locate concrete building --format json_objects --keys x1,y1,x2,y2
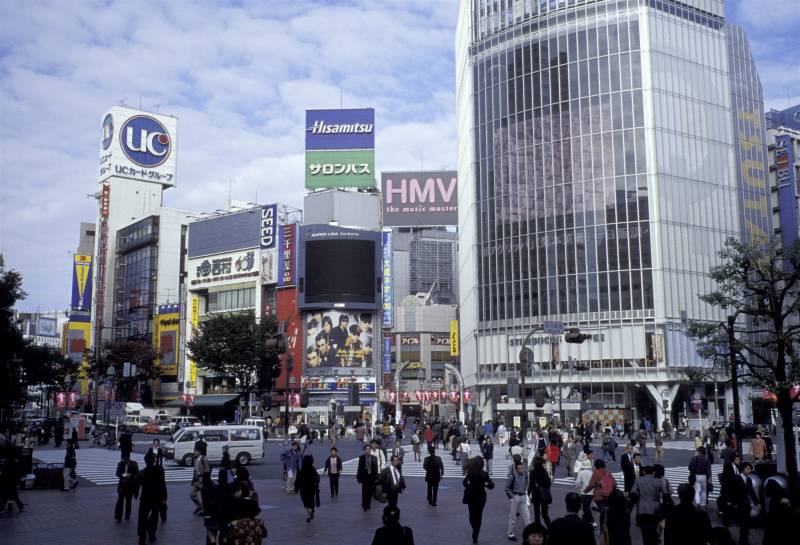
[
  {"x1": 392, "y1": 228, "x2": 458, "y2": 305},
  {"x1": 18, "y1": 310, "x2": 67, "y2": 349},
  {"x1": 455, "y1": 0, "x2": 768, "y2": 427}
]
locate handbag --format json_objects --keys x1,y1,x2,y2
[{"x1": 373, "y1": 483, "x2": 388, "y2": 503}]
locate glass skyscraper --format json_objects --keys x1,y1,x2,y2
[{"x1": 456, "y1": 0, "x2": 769, "y2": 426}]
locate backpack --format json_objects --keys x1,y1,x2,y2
[{"x1": 598, "y1": 472, "x2": 616, "y2": 498}]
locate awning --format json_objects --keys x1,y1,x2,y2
[{"x1": 163, "y1": 394, "x2": 240, "y2": 408}]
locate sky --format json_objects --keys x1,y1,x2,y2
[{"x1": 1, "y1": 0, "x2": 799, "y2": 313}]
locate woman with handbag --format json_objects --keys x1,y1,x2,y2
[
  {"x1": 462, "y1": 457, "x2": 495, "y2": 544},
  {"x1": 528, "y1": 455, "x2": 552, "y2": 527},
  {"x1": 294, "y1": 455, "x2": 320, "y2": 523}
]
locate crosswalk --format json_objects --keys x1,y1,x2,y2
[
  {"x1": 35, "y1": 448, "x2": 195, "y2": 486},
  {"x1": 338, "y1": 446, "x2": 723, "y2": 500}
]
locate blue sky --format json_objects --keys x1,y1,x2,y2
[{"x1": 0, "y1": 0, "x2": 798, "y2": 312}]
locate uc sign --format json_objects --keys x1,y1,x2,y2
[
  {"x1": 260, "y1": 204, "x2": 277, "y2": 249},
  {"x1": 120, "y1": 115, "x2": 171, "y2": 167}
]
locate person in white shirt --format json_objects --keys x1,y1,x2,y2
[
  {"x1": 380, "y1": 455, "x2": 406, "y2": 508},
  {"x1": 497, "y1": 423, "x2": 508, "y2": 446},
  {"x1": 459, "y1": 438, "x2": 472, "y2": 475},
  {"x1": 574, "y1": 452, "x2": 595, "y2": 526},
  {"x1": 370, "y1": 439, "x2": 387, "y2": 472}
]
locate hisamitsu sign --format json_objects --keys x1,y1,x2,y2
[
  {"x1": 381, "y1": 171, "x2": 458, "y2": 226},
  {"x1": 305, "y1": 108, "x2": 375, "y2": 150}
]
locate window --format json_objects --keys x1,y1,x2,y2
[
  {"x1": 203, "y1": 430, "x2": 229, "y2": 442},
  {"x1": 178, "y1": 430, "x2": 200, "y2": 443},
  {"x1": 231, "y1": 428, "x2": 260, "y2": 441},
  {"x1": 208, "y1": 287, "x2": 255, "y2": 313}
]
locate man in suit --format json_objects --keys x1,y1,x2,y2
[
  {"x1": 423, "y1": 446, "x2": 444, "y2": 506},
  {"x1": 356, "y1": 444, "x2": 379, "y2": 511},
  {"x1": 323, "y1": 446, "x2": 343, "y2": 497},
  {"x1": 370, "y1": 506, "x2": 414, "y2": 545},
  {"x1": 380, "y1": 455, "x2": 407, "y2": 509},
  {"x1": 119, "y1": 428, "x2": 133, "y2": 461},
  {"x1": 621, "y1": 443, "x2": 637, "y2": 494},
  {"x1": 136, "y1": 452, "x2": 167, "y2": 545},
  {"x1": 548, "y1": 492, "x2": 595, "y2": 545},
  {"x1": 115, "y1": 454, "x2": 140, "y2": 521}
]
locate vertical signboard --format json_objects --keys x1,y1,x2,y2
[
  {"x1": 450, "y1": 320, "x2": 459, "y2": 356},
  {"x1": 776, "y1": 134, "x2": 799, "y2": 251},
  {"x1": 277, "y1": 223, "x2": 297, "y2": 287},
  {"x1": 71, "y1": 255, "x2": 93, "y2": 310},
  {"x1": 259, "y1": 204, "x2": 277, "y2": 249},
  {"x1": 66, "y1": 316, "x2": 92, "y2": 363},
  {"x1": 383, "y1": 335, "x2": 392, "y2": 374},
  {"x1": 382, "y1": 229, "x2": 393, "y2": 328},
  {"x1": 155, "y1": 304, "x2": 179, "y2": 376},
  {"x1": 191, "y1": 297, "x2": 199, "y2": 328}
]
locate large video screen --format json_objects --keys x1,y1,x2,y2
[
  {"x1": 305, "y1": 310, "x2": 373, "y2": 369},
  {"x1": 304, "y1": 239, "x2": 375, "y2": 304}
]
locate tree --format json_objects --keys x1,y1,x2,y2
[
  {"x1": 688, "y1": 238, "x2": 800, "y2": 492},
  {"x1": 187, "y1": 312, "x2": 279, "y2": 416},
  {"x1": 103, "y1": 339, "x2": 161, "y2": 403},
  {"x1": 0, "y1": 271, "x2": 28, "y2": 413}
]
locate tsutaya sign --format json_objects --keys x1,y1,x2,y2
[
  {"x1": 98, "y1": 105, "x2": 178, "y2": 187},
  {"x1": 382, "y1": 171, "x2": 458, "y2": 226}
]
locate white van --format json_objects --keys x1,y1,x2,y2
[
  {"x1": 122, "y1": 415, "x2": 150, "y2": 432},
  {"x1": 163, "y1": 425, "x2": 263, "y2": 467}
]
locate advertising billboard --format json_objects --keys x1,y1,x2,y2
[
  {"x1": 450, "y1": 320, "x2": 459, "y2": 356},
  {"x1": 155, "y1": 305, "x2": 179, "y2": 376},
  {"x1": 66, "y1": 316, "x2": 91, "y2": 363},
  {"x1": 278, "y1": 223, "x2": 297, "y2": 287},
  {"x1": 776, "y1": 134, "x2": 798, "y2": 251},
  {"x1": 305, "y1": 108, "x2": 375, "y2": 151},
  {"x1": 260, "y1": 250, "x2": 278, "y2": 285},
  {"x1": 259, "y1": 204, "x2": 277, "y2": 249},
  {"x1": 305, "y1": 310, "x2": 373, "y2": 369},
  {"x1": 302, "y1": 377, "x2": 377, "y2": 394},
  {"x1": 188, "y1": 248, "x2": 259, "y2": 287},
  {"x1": 71, "y1": 254, "x2": 93, "y2": 310},
  {"x1": 99, "y1": 105, "x2": 178, "y2": 186},
  {"x1": 37, "y1": 317, "x2": 58, "y2": 337},
  {"x1": 381, "y1": 170, "x2": 458, "y2": 226},
  {"x1": 381, "y1": 229, "x2": 393, "y2": 328},
  {"x1": 305, "y1": 149, "x2": 375, "y2": 188},
  {"x1": 275, "y1": 288, "x2": 303, "y2": 388},
  {"x1": 297, "y1": 225, "x2": 381, "y2": 310}
]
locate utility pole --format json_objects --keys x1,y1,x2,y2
[{"x1": 727, "y1": 315, "x2": 743, "y2": 456}]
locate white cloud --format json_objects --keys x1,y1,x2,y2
[{"x1": 0, "y1": 0, "x2": 459, "y2": 310}]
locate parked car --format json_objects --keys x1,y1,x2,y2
[
  {"x1": 170, "y1": 416, "x2": 201, "y2": 430},
  {"x1": 122, "y1": 415, "x2": 150, "y2": 432},
  {"x1": 143, "y1": 415, "x2": 173, "y2": 435},
  {"x1": 163, "y1": 425, "x2": 263, "y2": 467}
]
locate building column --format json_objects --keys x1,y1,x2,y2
[{"x1": 645, "y1": 383, "x2": 679, "y2": 431}]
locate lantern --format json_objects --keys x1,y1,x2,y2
[
  {"x1": 389, "y1": 391, "x2": 396, "y2": 402},
  {"x1": 790, "y1": 385, "x2": 800, "y2": 400},
  {"x1": 414, "y1": 390, "x2": 422, "y2": 401},
  {"x1": 449, "y1": 390, "x2": 459, "y2": 403},
  {"x1": 463, "y1": 390, "x2": 472, "y2": 403}
]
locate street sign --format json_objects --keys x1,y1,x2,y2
[
  {"x1": 123, "y1": 361, "x2": 131, "y2": 378},
  {"x1": 543, "y1": 321, "x2": 565, "y2": 335}
]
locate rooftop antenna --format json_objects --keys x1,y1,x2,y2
[
  {"x1": 154, "y1": 103, "x2": 162, "y2": 113},
  {"x1": 118, "y1": 97, "x2": 127, "y2": 106},
  {"x1": 139, "y1": 95, "x2": 142, "y2": 110}
]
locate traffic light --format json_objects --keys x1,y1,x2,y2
[
  {"x1": 299, "y1": 390, "x2": 309, "y2": 408},
  {"x1": 564, "y1": 328, "x2": 591, "y2": 344},
  {"x1": 534, "y1": 388, "x2": 546, "y2": 408}
]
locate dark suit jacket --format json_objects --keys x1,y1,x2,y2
[
  {"x1": 356, "y1": 454, "x2": 378, "y2": 483},
  {"x1": 463, "y1": 470, "x2": 494, "y2": 505},
  {"x1": 324, "y1": 455, "x2": 343, "y2": 474},
  {"x1": 138, "y1": 465, "x2": 167, "y2": 505},
  {"x1": 119, "y1": 433, "x2": 133, "y2": 451},
  {"x1": 548, "y1": 513, "x2": 596, "y2": 545},
  {"x1": 371, "y1": 524, "x2": 415, "y2": 545},
  {"x1": 115, "y1": 459, "x2": 139, "y2": 492},
  {"x1": 621, "y1": 452, "x2": 636, "y2": 490},
  {"x1": 379, "y1": 466, "x2": 406, "y2": 493},
  {"x1": 423, "y1": 455, "x2": 444, "y2": 483}
]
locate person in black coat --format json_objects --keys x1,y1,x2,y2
[
  {"x1": 356, "y1": 444, "x2": 379, "y2": 511},
  {"x1": 136, "y1": 452, "x2": 167, "y2": 545},
  {"x1": 71, "y1": 427, "x2": 79, "y2": 449},
  {"x1": 379, "y1": 455, "x2": 407, "y2": 509},
  {"x1": 323, "y1": 446, "x2": 343, "y2": 497},
  {"x1": 620, "y1": 444, "x2": 637, "y2": 494},
  {"x1": 115, "y1": 455, "x2": 140, "y2": 521},
  {"x1": 664, "y1": 483, "x2": 712, "y2": 545},
  {"x1": 0, "y1": 453, "x2": 25, "y2": 512},
  {"x1": 528, "y1": 455, "x2": 552, "y2": 527},
  {"x1": 462, "y1": 457, "x2": 495, "y2": 544},
  {"x1": 371, "y1": 505, "x2": 415, "y2": 545},
  {"x1": 54, "y1": 422, "x2": 64, "y2": 448},
  {"x1": 549, "y1": 492, "x2": 595, "y2": 545},
  {"x1": 423, "y1": 446, "x2": 444, "y2": 506},
  {"x1": 294, "y1": 454, "x2": 320, "y2": 523},
  {"x1": 605, "y1": 489, "x2": 632, "y2": 545},
  {"x1": 119, "y1": 428, "x2": 133, "y2": 460}
]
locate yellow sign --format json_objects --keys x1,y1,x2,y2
[
  {"x1": 191, "y1": 297, "x2": 199, "y2": 327},
  {"x1": 155, "y1": 311, "x2": 180, "y2": 375},
  {"x1": 189, "y1": 360, "x2": 197, "y2": 384},
  {"x1": 64, "y1": 320, "x2": 91, "y2": 363},
  {"x1": 450, "y1": 320, "x2": 459, "y2": 356}
]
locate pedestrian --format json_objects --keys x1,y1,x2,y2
[
  {"x1": 357, "y1": 444, "x2": 379, "y2": 511},
  {"x1": 688, "y1": 447, "x2": 712, "y2": 507},
  {"x1": 522, "y1": 522, "x2": 549, "y2": 545},
  {"x1": 114, "y1": 453, "x2": 140, "y2": 521},
  {"x1": 119, "y1": 427, "x2": 133, "y2": 460},
  {"x1": 528, "y1": 455, "x2": 552, "y2": 528},
  {"x1": 222, "y1": 490, "x2": 267, "y2": 545},
  {"x1": 605, "y1": 489, "x2": 632, "y2": 545},
  {"x1": 545, "y1": 439, "x2": 560, "y2": 477},
  {"x1": 379, "y1": 454, "x2": 406, "y2": 509},
  {"x1": 663, "y1": 483, "x2": 712, "y2": 545},
  {"x1": 480, "y1": 435, "x2": 494, "y2": 475},
  {"x1": 371, "y1": 505, "x2": 415, "y2": 545},
  {"x1": 620, "y1": 444, "x2": 636, "y2": 494},
  {"x1": 323, "y1": 446, "x2": 342, "y2": 497},
  {"x1": 734, "y1": 462, "x2": 760, "y2": 545},
  {"x1": 584, "y1": 459, "x2": 615, "y2": 530},
  {"x1": 371, "y1": 439, "x2": 387, "y2": 472},
  {"x1": 562, "y1": 437, "x2": 577, "y2": 477},
  {"x1": 411, "y1": 429, "x2": 421, "y2": 462},
  {"x1": 630, "y1": 465, "x2": 668, "y2": 545},
  {"x1": 71, "y1": 427, "x2": 79, "y2": 449},
  {"x1": 391, "y1": 441, "x2": 405, "y2": 469},
  {"x1": 422, "y1": 445, "x2": 444, "y2": 506},
  {"x1": 294, "y1": 454, "x2": 320, "y2": 523},
  {"x1": 718, "y1": 453, "x2": 742, "y2": 526},
  {"x1": 149, "y1": 438, "x2": 164, "y2": 466},
  {"x1": 62, "y1": 439, "x2": 78, "y2": 491},
  {"x1": 459, "y1": 438, "x2": 472, "y2": 475},
  {"x1": 548, "y1": 492, "x2": 595, "y2": 545},
  {"x1": 462, "y1": 457, "x2": 495, "y2": 544},
  {"x1": 653, "y1": 464, "x2": 673, "y2": 524},
  {"x1": 749, "y1": 432, "x2": 766, "y2": 462},
  {"x1": 136, "y1": 452, "x2": 166, "y2": 545},
  {"x1": 191, "y1": 444, "x2": 211, "y2": 515},
  {"x1": 355, "y1": 422, "x2": 366, "y2": 451},
  {"x1": 654, "y1": 431, "x2": 664, "y2": 461},
  {"x1": 280, "y1": 441, "x2": 301, "y2": 494},
  {"x1": 0, "y1": 451, "x2": 26, "y2": 512},
  {"x1": 505, "y1": 460, "x2": 532, "y2": 541},
  {"x1": 574, "y1": 453, "x2": 595, "y2": 526},
  {"x1": 423, "y1": 424, "x2": 435, "y2": 451},
  {"x1": 54, "y1": 422, "x2": 64, "y2": 448}
]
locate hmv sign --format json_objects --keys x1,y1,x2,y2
[{"x1": 381, "y1": 170, "x2": 458, "y2": 227}]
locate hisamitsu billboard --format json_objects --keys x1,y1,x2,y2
[
  {"x1": 381, "y1": 171, "x2": 458, "y2": 226},
  {"x1": 305, "y1": 108, "x2": 375, "y2": 151}
]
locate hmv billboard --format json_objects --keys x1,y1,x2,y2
[{"x1": 381, "y1": 170, "x2": 458, "y2": 226}]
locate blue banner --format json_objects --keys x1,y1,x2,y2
[
  {"x1": 383, "y1": 335, "x2": 392, "y2": 374},
  {"x1": 382, "y1": 229, "x2": 393, "y2": 328},
  {"x1": 71, "y1": 255, "x2": 93, "y2": 310},
  {"x1": 776, "y1": 134, "x2": 798, "y2": 252},
  {"x1": 305, "y1": 108, "x2": 375, "y2": 150},
  {"x1": 259, "y1": 204, "x2": 277, "y2": 249},
  {"x1": 277, "y1": 224, "x2": 296, "y2": 287}
]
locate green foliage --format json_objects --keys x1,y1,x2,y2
[
  {"x1": 187, "y1": 312, "x2": 279, "y2": 394},
  {"x1": 103, "y1": 339, "x2": 161, "y2": 379}
]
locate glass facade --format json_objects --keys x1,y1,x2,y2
[
  {"x1": 409, "y1": 231, "x2": 457, "y2": 303},
  {"x1": 207, "y1": 287, "x2": 256, "y2": 313},
  {"x1": 113, "y1": 216, "x2": 159, "y2": 340},
  {"x1": 473, "y1": 1, "x2": 651, "y2": 324}
]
